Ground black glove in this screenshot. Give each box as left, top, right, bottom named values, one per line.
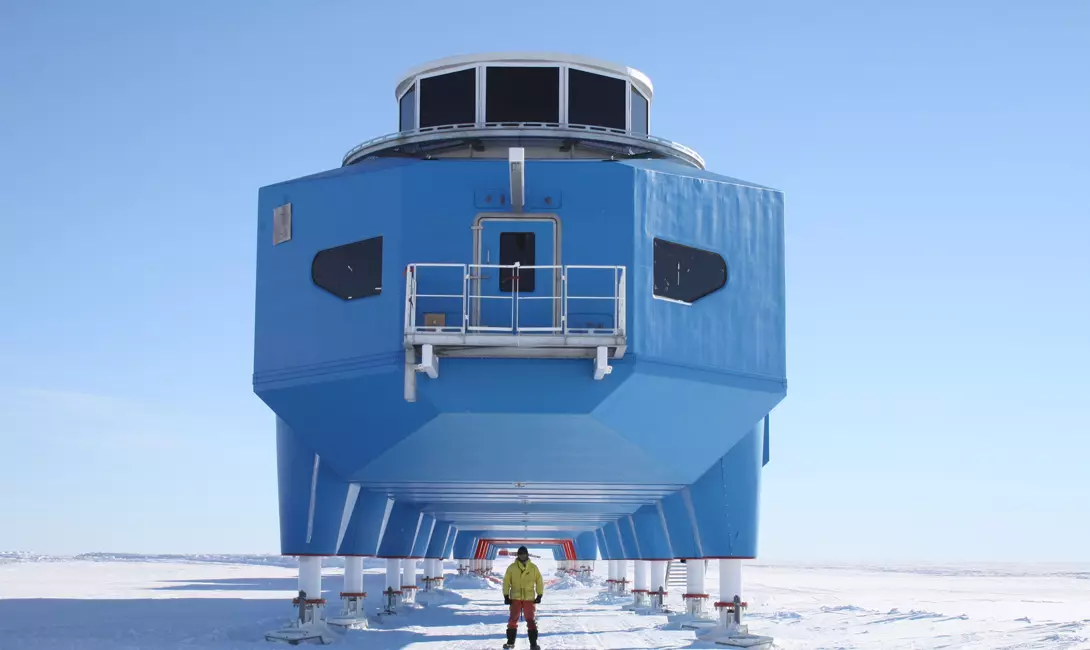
left=534, top=594, right=542, bottom=604
left=504, top=595, right=511, bottom=605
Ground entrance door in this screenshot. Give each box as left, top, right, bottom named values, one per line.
left=473, top=216, right=558, bottom=333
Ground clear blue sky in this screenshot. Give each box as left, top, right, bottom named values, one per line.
left=1, top=1, right=1087, bottom=562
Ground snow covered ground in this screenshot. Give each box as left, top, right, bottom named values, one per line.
left=1, top=553, right=1088, bottom=649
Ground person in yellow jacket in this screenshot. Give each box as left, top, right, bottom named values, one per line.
left=502, top=546, right=544, bottom=649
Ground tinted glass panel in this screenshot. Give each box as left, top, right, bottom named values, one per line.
left=312, top=236, right=383, bottom=300
left=630, top=88, right=648, bottom=135
left=499, top=232, right=535, bottom=292
left=568, top=69, right=626, bottom=130
left=399, top=86, right=416, bottom=131
left=653, top=238, right=726, bottom=304
left=486, top=67, right=560, bottom=123
left=419, top=69, right=476, bottom=128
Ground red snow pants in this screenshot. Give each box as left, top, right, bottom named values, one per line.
left=508, top=599, right=537, bottom=630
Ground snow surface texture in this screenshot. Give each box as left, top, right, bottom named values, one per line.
left=1, top=554, right=1088, bottom=649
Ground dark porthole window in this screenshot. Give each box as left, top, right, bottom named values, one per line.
left=499, top=232, right=535, bottom=292
left=312, top=236, right=383, bottom=300
left=419, top=68, right=476, bottom=128
left=652, top=238, right=727, bottom=304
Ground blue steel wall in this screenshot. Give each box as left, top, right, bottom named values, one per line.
left=628, top=159, right=786, bottom=381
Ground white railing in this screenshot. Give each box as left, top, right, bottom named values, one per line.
left=404, top=263, right=626, bottom=338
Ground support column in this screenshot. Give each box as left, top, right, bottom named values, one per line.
left=300, top=556, right=323, bottom=603
left=716, top=559, right=745, bottom=629
left=328, top=556, right=367, bottom=626
left=616, top=559, right=629, bottom=595
left=684, top=559, right=710, bottom=618
left=633, top=560, right=649, bottom=607
left=402, top=559, right=418, bottom=603
left=384, top=558, right=401, bottom=611
left=649, top=560, right=668, bottom=611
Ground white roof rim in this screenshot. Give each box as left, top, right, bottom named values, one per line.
left=395, top=52, right=654, bottom=101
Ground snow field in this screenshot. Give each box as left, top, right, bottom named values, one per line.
left=1, top=555, right=1088, bottom=649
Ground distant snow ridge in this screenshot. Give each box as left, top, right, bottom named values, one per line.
left=0, top=551, right=60, bottom=564
left=548, top=575, right=587, bottom=590
left=443, top=574, right=498, bottom=590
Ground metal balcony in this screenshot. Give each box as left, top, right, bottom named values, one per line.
left=403, top=263, right=627, bottom=399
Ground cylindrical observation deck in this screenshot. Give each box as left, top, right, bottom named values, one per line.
left=342, top=52, right=704, bottom=169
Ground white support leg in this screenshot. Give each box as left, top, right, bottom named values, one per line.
left=402, top=559, right=418, bottom=603
left=300, top=555, right=323, bottom=604
left=649, top=560, right=668, bottom=611
left=616, top=559, right=629, bottom=595
left=634, top=560, right=650, bottom=607
left=416, top=344, right=438, bottom=379
left=328, top=556, right=367, bottom=628
left=593, top=346, right=612, bottom=380
left=685, top=560, right=710, bottom=618
left=702, top=559, right=774, bottom=648
left=265, top=556, right=333, bottom=644
left=384, top=558, right=401, bottom=612
left=719, top=559, right=743, bottom=629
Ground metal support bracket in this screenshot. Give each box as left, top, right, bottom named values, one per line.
left=593, top=346, right=613, bottom=380
left=509, top=147, right=525, bottom=212
left=416, top=344, right=439, bottom=379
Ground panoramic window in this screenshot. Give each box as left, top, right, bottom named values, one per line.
left=485, top=67, right=560, bottom=123
left=499, top=232, right=536, bottom=292
left=630, top=88, right=648, bottom=135
left=399, top=85, right=416, bottom=131
left=312, top=236, right=383, bottom=300
left=419, top=68, right=476, bottom=128
left=567, top=69, right=626, bottom=130
left=652, top=238, right=727, bottom=304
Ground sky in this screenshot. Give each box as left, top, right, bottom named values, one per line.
left=1, top=1, right=1087, bottom=562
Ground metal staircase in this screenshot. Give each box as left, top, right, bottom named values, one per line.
left=666, top=559, right=707, bottom=591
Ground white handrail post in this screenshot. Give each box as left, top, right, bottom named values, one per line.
left=404, top=265, right=414, bottom=334
left=561, top=266, right=568, bottom=335
left=514, top=263, right=520, bottom=334
left=613, top=266, right=619, bottom=334
left=411, top=267, right=419, bottom=333
left=618, top=267, right=627, bottom=335
left=461, top=264, right=468, bottom=334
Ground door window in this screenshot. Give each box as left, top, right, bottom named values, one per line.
left=499, top=232, right=536, bottom=292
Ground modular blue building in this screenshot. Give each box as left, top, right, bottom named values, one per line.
left=255, top=53, right=785, bottom=643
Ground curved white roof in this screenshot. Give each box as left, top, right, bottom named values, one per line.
left=395, top=52, right=654, bottom=101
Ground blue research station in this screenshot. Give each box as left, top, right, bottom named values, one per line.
left=253, top=52, right=786, bottom=645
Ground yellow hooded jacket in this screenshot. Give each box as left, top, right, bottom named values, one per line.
left=503, top=559, right=544, bottom=601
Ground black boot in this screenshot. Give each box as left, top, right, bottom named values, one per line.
left=503, top=627, right=516, bottom=649
left=529, top=627, right=540, bottom=650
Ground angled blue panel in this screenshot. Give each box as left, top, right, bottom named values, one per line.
left=453, top=530, right=481, bottom=559
left=442, top=527, right=458, bottom=559
left=660, top=490, right=699, bottom=559
left=687, top=419, right=764, bottom=558
left=604, top=521, right=627, bottom=559
left=426, top=522, right=453, bottom=558
left=632, top=504, right=672, bottom=560
left=763, top=415, right=770, bottom=467
left=411, top=515, right=436, bottom=558
left=619, top=515, right=640, bottom=559
left=339, top=489, right=392, bottom=556
left=574, top=531, right=598, bottom=561
left=595, top=528, right=611, bottom=560
left=276, top=418, right=351, bottom=555
left=378, top=501, right=422, bottom=557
